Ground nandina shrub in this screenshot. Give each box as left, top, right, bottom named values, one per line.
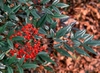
left=0, top=0, right=100, bottom=73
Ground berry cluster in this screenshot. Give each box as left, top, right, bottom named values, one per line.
left=10, top=24, right=46, bottom=60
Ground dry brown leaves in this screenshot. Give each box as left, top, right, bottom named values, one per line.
left=67, top=0, right=100, bottom=40
left=50, top=0, right=100, bottom=73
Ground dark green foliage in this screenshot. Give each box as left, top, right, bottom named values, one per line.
left=0, top=0, right=100, bottom=73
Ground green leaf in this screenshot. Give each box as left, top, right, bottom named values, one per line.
left=18, top=0, right=26, bottom=3
left=83, top=45, right=97, bottom=55
left=25, top=17, right=30, bottom=23
left=56, top=25, right=71, bottom=38
left=22, top=6, right=26, bottom=10
left=54, top=38, right=64, bottom=42
left=22, top=64, right=38, bottom=69
left=36, top=14, right=47, bottom=27
left=0, top=42, right=5, bottom=46
left=0, top=19, right=2, bottom=22
left=18, top=57, right=24, bottom=65
left=39, top=28, right=47, bottom=35
left=44, top=25, right=49, bottom=30
left=9, top=14, right=19, bottom=21
left=0, top=53, right=5, bottom=60
left=44, top=8, right=54, bottom=15
left=0, top=24, right=7, bottom=34
left=50, top=29, right=55, bottom=37
left=56, top=3, right=69, bottom=8
left=25, top=9, right=30, bottom=16
left=38, top=52, right=55, bottom=64
left=50, top=21, right=57, bottom=29
left=64, top=44, right=74, bottom=52
left=81, top=34, right=90, bottom=39
left=17, top=65, right=24, bottom=73
left=0, top=62, right=6, bottom=69
left=36, top=56, right=44, bottom=64
left=44, top=66, right=53, bottom=72
left=74, top=30, right=86, bottom=39
left=0, top=0, right=4, bottom=9
left=41, top=0, right=50, bottom=4
left=7, top=56, right=17, bottom=65
left=46, top=15, right=53, bottom=23
left=85, top=40, right=100, bottom=46
left=54, top=44, right=62, bottom=48
left=75, top=47, right=90, bottom=57
left=73, top=40, right=81, bottom=47
left=6, top=21, right=16, bottom=27
left=55, top=48, right=72, bottom=57
left=31, top=9, right=40, bottom=19
left=12, top=36, right=24, bottom=41
left=7, top=28, right=15, bottom=38
left=34, top=35, right=42, bottom=39
left=70, top=32, right=74, bottom=39
left=52, top=0, right=60, bottom=5
left=7, top=39, right=13, bottom=49
left=53, top=13, right=69, bottom=19
left=12, top=5, right=21, bottom=13
left=7, top=66, right=13, bottom=73
left=3, top=5, right=11, bottom=13
left=0, top=35, right=4, bottom=40
left=84, top=35, right=93, bottom=43
left=32, top=20, right=37, bottom=27
left=52, top=6, right=61, bottom=14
